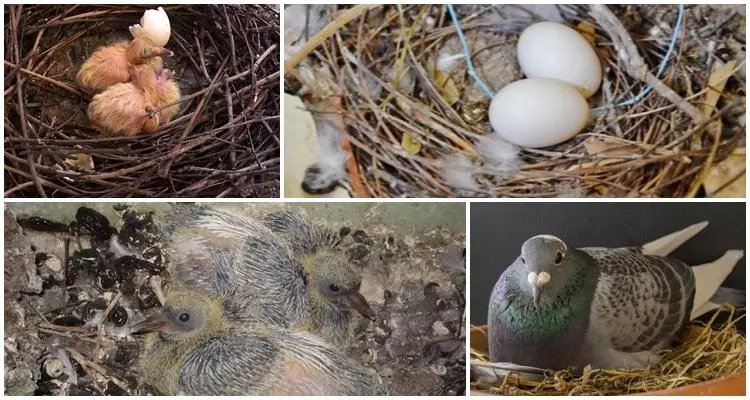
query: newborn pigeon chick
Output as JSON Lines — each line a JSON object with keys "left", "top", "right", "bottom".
{"left": 77, "top": 37, "right": 172, "bottom": 92}
{"left": 488, "top": 224, "right": 744, "bottom": 371}
{"left": 134, "top": 287, "right": 386, "bottom": 395}
{"left": 161, "top": 206, "right": 374, "bottom": 347}
{"left": 88, "top": 64, "right": 179, "bottom": 136}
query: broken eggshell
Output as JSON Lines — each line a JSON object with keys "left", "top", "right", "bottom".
{"left": 129, "top": 7, "right": 171, "bottom": 47}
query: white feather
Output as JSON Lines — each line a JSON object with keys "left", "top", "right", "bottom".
{"left": 436, "top": 53, "right": 465, "bottom": 72}
{"left": 641, "top": 221, "right": 709, "bottom": 257}
{"left": 55, "top": 349, "right": 77, "bottom": 385}
{"left": 440, "top": 153, "right": 479, "bottom": 197}
{"left": 690, "top": 250, "right": 744, "bottom": 320}
{"left": 476, "top": 133, "right": 521, "bottom": 173}
{"left": 109, "top": 235, "right": 136, "bottom": 258}
{"left": 313, "top": 117, "right": 347, "bottom": 182}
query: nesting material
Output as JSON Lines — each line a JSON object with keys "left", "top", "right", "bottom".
{"left": 5, "top": 5, "right": 280, "bottom": 197}
{"left": 470, "top": 308, "right": 746, "bottom": 395}
{"left": 286, "top": 4, "right": 745, "bottom": 197}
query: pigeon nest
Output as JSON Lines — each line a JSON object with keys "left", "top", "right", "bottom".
{"left": 4, "top": 5, "right": 280, "bottom": 198}
{"left": 285, "top": 4, "right": 745, "bottom": 197}
{"left": 4, "top": 204, "right": 466, "bottom": 395}
{"left": 469, "top": 308, "right": 746, "bottom": 395}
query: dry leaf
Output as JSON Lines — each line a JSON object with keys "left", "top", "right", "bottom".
{"left": 701, "top": 60, "right": 738, "bottom": 116}
{"left": 401, "top": 133, "right": 422, "bottom": 155}
{"left": 576, "top": 21, "right": 596, "bottom": 45}
{"left": 703, "top": 149, "right": 746, "bottom": 198}
{"left": 693, "top": 61, "right": 736, "bottom": 147}
{"left": 65, "top": 153, "right": 94, "bottom": 171}
{"left": 430, "top": 68, "right": 460, "bottom": 105}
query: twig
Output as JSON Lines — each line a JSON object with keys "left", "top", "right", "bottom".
{"left": 284, "top": 4, "right": 381, "bottom": 72}
{"left": 589, "top": 5, "right": 708, "bottom": 124}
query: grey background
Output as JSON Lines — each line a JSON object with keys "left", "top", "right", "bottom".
{"left": 470, "top": 202, "right": 746, "bottom": 324}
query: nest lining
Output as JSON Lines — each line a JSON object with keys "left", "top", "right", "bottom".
{"left": 470, "top": 308, "right": 746, "bottom": 395}
{"left": 287, "top": 4, "right": 745, "bottom": 198}
{"left": 5, "top": 5, "right": 280, "bottom": 198}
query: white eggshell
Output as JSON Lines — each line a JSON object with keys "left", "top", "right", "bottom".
{"left": 488, "top": 78, "right": 589, "bottom": 148}
{"left": 517, "top": 21, "right": 602, "bottom": 98}
{"left": 129, "top": 7, "right": 171, "bottom": 47}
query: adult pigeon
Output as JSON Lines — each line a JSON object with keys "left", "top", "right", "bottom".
{"left": 488, "top": 222, "right": 744, "bottom": 370}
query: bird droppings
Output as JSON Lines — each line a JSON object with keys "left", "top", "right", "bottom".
{"left": 4, "top": 203, "right": 466, "bottom": 395}
{"left": 4, "top": 205, "right": 166, "bottom": 395}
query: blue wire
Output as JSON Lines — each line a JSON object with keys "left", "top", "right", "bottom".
{"left": 447, "top": 4, "right": 686, "bottom": 107}
{"left": 608, "top": 3, "right": 685, "bottom": 108}
{"left": 446, "top": 4, "right": 494, "bottom": 99}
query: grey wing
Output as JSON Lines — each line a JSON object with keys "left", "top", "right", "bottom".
{"left": 584, "top": 247, "right": 695, "bottom": 352}
{"left": 179, "top": 331, "right": 280, "bottom": 395}
{"left": 262, "top": 209, "right": 340, "bottom": 256}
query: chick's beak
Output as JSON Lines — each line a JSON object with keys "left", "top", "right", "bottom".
{"left": 346, "top": 292, "right": 375, "bottom": 321}
{"left": 153, "top": 47, "right": 174, "bottom": 57}
{"left": 132, "top": 312, "right": 176, "bottom": 334}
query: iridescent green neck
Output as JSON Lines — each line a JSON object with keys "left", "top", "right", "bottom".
{"left": 501, "top": 266, "right": 596, "bottom": 340}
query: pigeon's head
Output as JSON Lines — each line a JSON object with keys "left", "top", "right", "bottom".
{"left": 518, "top": 234, "right": 574, "bottom": 307}
{"left": 309, "top": 252, "right": 375, "bottom": 321}
{"left": 132, "top": 288, "right": 223, "bottom": 340}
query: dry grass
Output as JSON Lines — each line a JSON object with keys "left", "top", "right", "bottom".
{"left": 287, "top": 4, "right": 745, "bottom": 197}
{"left": 470, "top": 307, "right": 746, "bottom": 395}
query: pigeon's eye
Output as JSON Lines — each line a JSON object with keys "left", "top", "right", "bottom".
{"left": 555, "top": 252, "right": 563, "bottom": 264}
{"left": 178, "top": 313, "right": 190, "bottom": 322}
{"left": 329, "top": 284, "right": 340, "bottom": 292}
{"left": 520, "top": 257, "right": 525, "bottom": 265}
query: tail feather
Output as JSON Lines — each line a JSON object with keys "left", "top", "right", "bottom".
{"left": 641, "top": 221, "right": 709, "bottom": 257}
{"left": 690, "top": 250, "right": 744, "bottom": 320}
{"left": 692, "top": 287, "right": 747, "bottom": 319}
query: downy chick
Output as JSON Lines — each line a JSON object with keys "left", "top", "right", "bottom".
{"left": 161, "top": 206, "right": 374, "bottom": 347}
{"left": 77, "top": 37, "right": 173, "bottom": 92}
{"left": 134, "top": 287, "right": 386, "bottom": 395}
{"left": 262, "top": 209, "right": 374, "bottom": 345}
{"left": 88, "top": 65, "right": 180, "bottom": 136}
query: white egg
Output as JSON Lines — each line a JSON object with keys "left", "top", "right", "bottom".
{"left": 517, "top": 21, "right": 602, "bottom": 98}
{"left": 488, "top": 78, "right": 589, "bottom": 148}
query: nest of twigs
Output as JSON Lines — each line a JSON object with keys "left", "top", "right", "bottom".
{"left": 470, "top": 308, "right": 746, "bottom": 395}
{"left": 287, "top": 4, "right": 745, "bottom": 197}
{"left": 5, "top": 5, "right": 280, "bottom": 197}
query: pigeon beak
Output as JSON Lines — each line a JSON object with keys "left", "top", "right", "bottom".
{"left": 132, "top": 312, "right": 177, "bottom": 334}
{"left": 532, "top": 285, "right": 544, "bottom": 308}
{"left": 346, "top": 292, "right": 375, "bottom": 321}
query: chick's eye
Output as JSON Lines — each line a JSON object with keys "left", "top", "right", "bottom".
{"left": 142, "top": 48, "right": 149, "bottom": 56}
{"left": 329, "top": 284, "right": 340, "bottom": 292}
{"left": 555, "top": 252, "right": 563, "bottom": 264}
{"left": 178, "top": 313, "right": 190, "bottom": 322}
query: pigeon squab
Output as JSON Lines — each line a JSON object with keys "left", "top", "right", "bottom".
{"left": 87, "top": 65, "right": 180, "bottom": 136}
{"left": 77, "top": 37, "right": 173, "bottom": 92}
{"left": 133, "top": 286, "right": 386, "bottom": 395}
{"left": 263, "top": 210, "right": 375, "bottom": 343}
{"left": 488, "top": 222, "right": 744, "bottom": 371}
{"left": 162, "top": 206, "right": 374, "bottom": 347}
